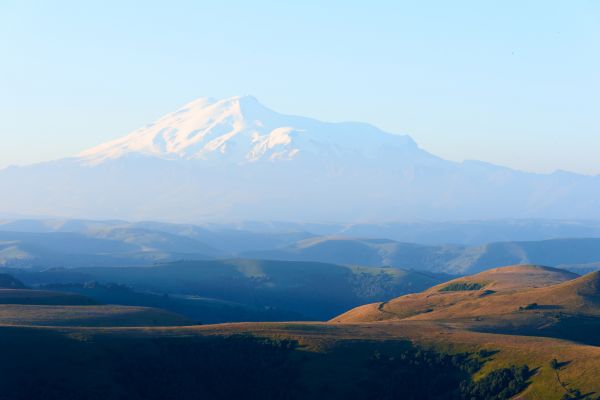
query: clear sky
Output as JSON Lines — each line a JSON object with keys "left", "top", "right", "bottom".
{"left": 1, "top": 0, "right": 598, "bottom": 174}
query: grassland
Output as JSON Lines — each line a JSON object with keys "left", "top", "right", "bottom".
{"left": 0, "top": 264, "right": 598, "bottom": 399}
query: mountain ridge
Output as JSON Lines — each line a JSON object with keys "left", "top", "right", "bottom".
{"left": 2, "top": 96, "right": 600, "bottom": 222}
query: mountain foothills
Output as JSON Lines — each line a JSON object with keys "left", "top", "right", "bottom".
{"left": 1, "top": 222, "right": 600, "bottom": 399}
{"left": 1, "top": 96, "right": 600, "bottom": 222}
{"left": 1, "top": 265, "right": 600, "bottom": 399}
{"left": 6, "top": 259, "right": 448, "bottom": 322}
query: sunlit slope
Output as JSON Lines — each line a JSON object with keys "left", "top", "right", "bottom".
{"left": 331, "top": 265, "right": 581, "bottom": 323}
{"left": 426, "top": 264, "right": 578, "bottom": 292}
{"left": 12, "top": 320, "right": 599, "bottom": 400}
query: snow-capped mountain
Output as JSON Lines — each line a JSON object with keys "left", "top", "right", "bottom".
{"left": 78, "top": 95, "right": 427, "bottom": 166}
{"left": 0, "top": 96, "right": 599, "bottom": 222}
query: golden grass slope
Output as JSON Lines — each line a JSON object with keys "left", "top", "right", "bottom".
{"left": 331, "top": 264, "right": 584, "bottom": 323}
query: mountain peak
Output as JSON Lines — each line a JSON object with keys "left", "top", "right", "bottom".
{"left": 179, "top": 95, "right": 260, "bottom": 113}
{"left": 77, "top": 95, "right": 421, "bottom": 166}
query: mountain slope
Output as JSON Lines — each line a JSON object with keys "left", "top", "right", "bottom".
{"left": 331, "top": 264, "right": 600, "bottom": 346}
{"left": 331, "top": 264, "right": 578, "bottom": 323}
{"left": 1, "top": 96, "right": 600, "bottom": 221}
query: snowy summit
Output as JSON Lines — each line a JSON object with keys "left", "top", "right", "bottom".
{"left": 78, "top": 95, "right": 418, "bottom": 165}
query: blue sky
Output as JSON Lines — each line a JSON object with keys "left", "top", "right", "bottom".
{"left": 1, "top": 0, "right": 598, "bottom": 174}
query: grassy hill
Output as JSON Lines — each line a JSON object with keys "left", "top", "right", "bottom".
{"left": 9, "top": 260, "right": 449, "bottom": 321}
{"left": 0, "top": 273, "right": 191, "bottom": 327}
{"left": 331, "top": 265, "right": 600, "bottom": 346}
{"left": 0, "top": 318, "right": 598, "bottom": 399}
{"left": 0, "top": 304, "right": 190, "bottom": 327}
{"left": 0, "top": 265, "right": 599, "bottom": 398}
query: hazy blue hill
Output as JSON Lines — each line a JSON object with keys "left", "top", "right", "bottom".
{"left": 90, "top": 227, "right": 223, "bottom": 257}
{"left": 244, "top": 237, "right": 600, "bottom": 274}
{"left": 452, "top": 238, "right": 600, "bottom": 273}
{"left": 243, "top": 237, "right": 464, "bottom": 270}
{"left": 0, "top": 229, "right": 221, "bottom": 268}
{"left": 129, "top": 221, "right": 314, "bottom": 253}
{"left": 337, "top": 219, "right": 600, "bottom": 245}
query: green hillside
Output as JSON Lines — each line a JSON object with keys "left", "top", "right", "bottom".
{"left": 10, "top": 260, "right": 449, "bottom": 321}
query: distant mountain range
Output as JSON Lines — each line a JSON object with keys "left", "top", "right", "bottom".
{"left": 2, "top": 218, "right": 600, "bottom": 274}
{"left": 1, "top": 96, "right": 600, "bottom": 222}
{"left": 243, "top": 237, "right": 600, "bottom": 274}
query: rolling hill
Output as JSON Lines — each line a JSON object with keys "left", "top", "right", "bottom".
{"left": 8, "top": 259, "right": 449, "bottom": 321}
{"left": 0, "top": 265, "right": 599, "bottom": 398}
{"left": 0, "top": 273, "right": 190, "bottom": 327}
{"left": 331, "top": 264, "right": 600, "bottom": 345}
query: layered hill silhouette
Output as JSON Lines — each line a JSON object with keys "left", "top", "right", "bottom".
{"left": 4, "top": 220, "right": 600, "bottom": 274}
{"left": 244, "top": 236, "right": 600, "bottom": 274}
